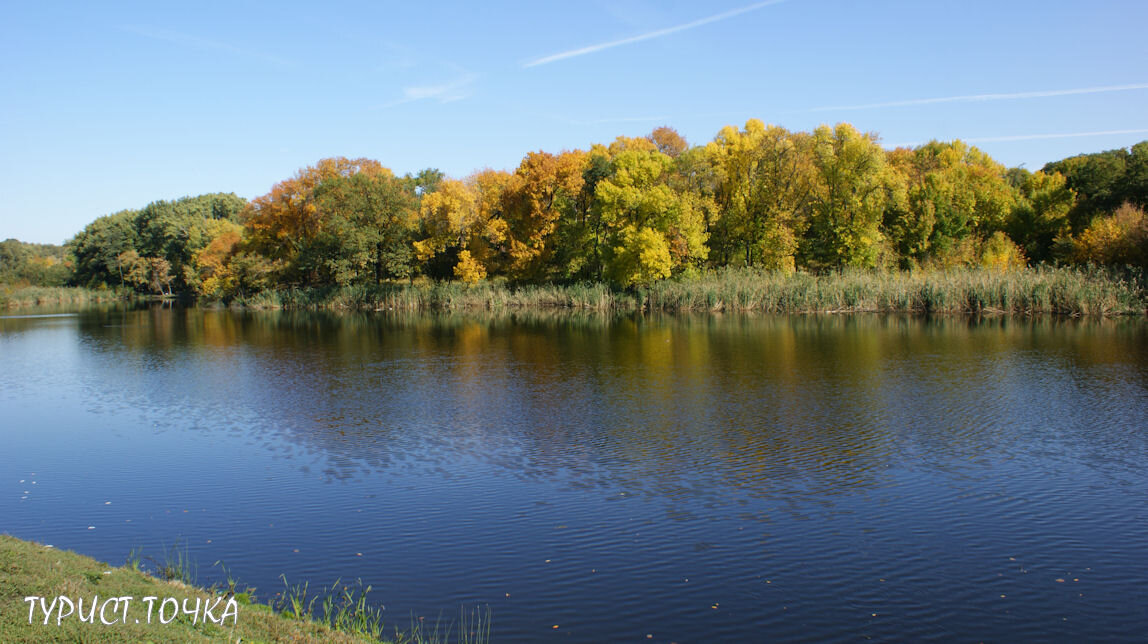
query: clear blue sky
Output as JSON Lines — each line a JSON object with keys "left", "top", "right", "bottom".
{"left": 2, "top": 0, "right": 1146, "bottom": 244}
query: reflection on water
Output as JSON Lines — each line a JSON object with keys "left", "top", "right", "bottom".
{"left": 2, "top": 308, "right": 1147, "bottom": 642}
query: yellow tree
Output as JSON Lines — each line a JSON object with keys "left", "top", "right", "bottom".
{"left": 595, "top": 136, "right": 708, "bottom": 283}
{"left": 500, "top": 150, "right": 586, "bottom": 280}
{"left": 414, "top": 179, "right": 479, "bottom": 263}
{"left": 804, "top": 123, "right": 897, "bottom": 268}
{"left": 468, "top": 168, "right": 515, "bottom": 274}
{"left": 191, "top": 220, "right": 244, "bottom": 296}
{"left": 707, "top": 120, "right": 815, "bottom": 270}
{"left": 885, "top": 140, "right": 1015, "bottom": 266}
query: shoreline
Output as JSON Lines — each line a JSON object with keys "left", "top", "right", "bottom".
{"left": 5, "top": 267, "right": 1146, "bottom": 316}
{"left": 0, "top": 534, "right": 486, "bottom": 643}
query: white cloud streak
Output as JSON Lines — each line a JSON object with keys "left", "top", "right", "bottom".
{"left": 121, "top": 25, "right": 292, "bottom": 67}
{"left": 884, "top": 128, "right": 1148, "bottom": 148}
{"left": 378, "top": 73, "right": 479, "bottom": 109}
{"left": 524, "top": 0, "right": 788, "bottom": 67}
{"left": 813, "top": 83, "right": 1148, "bottom": 112}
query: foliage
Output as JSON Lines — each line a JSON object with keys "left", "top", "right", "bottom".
{"left": 609, "top": 225, "right": 673, "bottom": 287}
{"left": 1043, "top": 141, "right": 1148, "bottom": 232}
{"left": 43, "top": 128, "right": 1148, "bottom": 300}
{"left": 1007, "top": 169, "right": 1075, "bottom": 263}
{"left": 0, "top": 239, "right": 71, "bottom": 286}
{"left": 1072, "top": 202, "right": 1148, "bottom": 267}
{"left": 803, "top": 124, "right": 895, "bottom": 268}
{"left": 979, "top": 231, "right": 1027, "bottom": 271}
{"left": 453, "top": 250, "right": 486, "bottom": 284}
{"left": 707, "top": 120, "right": 812, "bottom": 270}
{"left": 243, "top": 157, "right": 394, "bottom": 273}
{"left": 885, "top": 140, "right": 1015, "bottom": 265}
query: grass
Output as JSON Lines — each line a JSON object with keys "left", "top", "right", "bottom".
{"left": 226, "top": 266, "right": 1147, "bottom": 316}
{"left": 0, "top": 285, "right": 132, "bottom": 309}
{"left": 0, "top": 534, "right": 491, "bottom": 644}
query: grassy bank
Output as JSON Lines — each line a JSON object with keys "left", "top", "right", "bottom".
{"left": 230, "top": 267, "right": 1146, "bottom": 316}
{"left": 0, "top": 535, "right": 488, "bottom": 643}
{"left": 0, "top": 285, "right": 131, "bottom": 309}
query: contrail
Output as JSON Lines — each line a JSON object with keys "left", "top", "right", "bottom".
{"left": 813, "top": 83, "right": 1148, "bottom": 112}
{"left": 121, "top": 25, "right": 292, "bottom": 67}
{"left": 965, "top": 128, "right": 1148, "bottom": 143}
{"left": 524, "top": 0, "right": 788, "bottom": 67}
{"left": 884, "top": 128, "right": 1148, "bottom": 148}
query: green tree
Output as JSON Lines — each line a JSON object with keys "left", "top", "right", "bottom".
{"left": 68, "top": 210, "right": 140, "bottom": 288}
{"left": 1007, "top": 169, "right": 1075, "bottom": 264}
{"left": 885, "top": 140, "right": 1015, "bottom": 266}
{"left": 306, "top": 172, "right": 419, "bottom": 285}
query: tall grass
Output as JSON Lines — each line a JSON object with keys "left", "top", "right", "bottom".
{"left": 228, "top": 267, "right": 1145, "bottom": 316}
{"left": 273, "top": 575, "right": 491, "bottom": 644}
{"left": 0, "top": 285, "right": 131, "bottom": 308}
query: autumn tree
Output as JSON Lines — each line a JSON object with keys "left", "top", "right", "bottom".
{"left": 594, "top": 136, "right": 708, "bottom": 285}
{"left": 648, "top": 126, "right": 688, "bottom": 158}
{"left": 707, "top": 120, "right": 814, "bottom": 271}
{"left": 305, "top": 172, "right": 419, "bottom": 285}
{"left": 192, "top": 220, "right": 244, "bottom": 297}
{"left": 1043, "top": 141, "right": 1148, "bottom": 233}
{"left": 884, "top": 141, "right": 1015, "bottom": 266}
{"left": 1007, "top": 169, "right": 1075, "bottom": 264}
{"left": 243, "top": 157, "right": 393, "bottom": 283}
{"left": 802, "top": 124, "right": 897, "bottom": 268}
{"left": 499, "top": 150, "right": 587, "bottom": 281}
{"left": 1072, "top": 202, "right": 1147, "bottom": 267}
{"left": 0, "top": 239, "right": 71, "bottom": 286}
{"left": 134, "top": 193, "right": 247, "bottom": 292}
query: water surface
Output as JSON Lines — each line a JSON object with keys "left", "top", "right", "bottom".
{"left": 2, "top": 308, "right": 1146, "bottom": 641}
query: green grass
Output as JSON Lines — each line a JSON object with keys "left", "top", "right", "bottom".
{"left": 0, "top": 534, "right": 491, "bottom": 643}
{"left": 0, "top": 285, "right": 131, "bottom": 308}
{"left": 226, "top": 267, "right": 1146, "bottom": 316}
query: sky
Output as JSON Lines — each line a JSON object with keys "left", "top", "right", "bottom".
{"left": 2, "top": 0, "right": 1146, "bottom": 244}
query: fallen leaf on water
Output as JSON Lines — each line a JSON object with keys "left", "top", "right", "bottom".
{"left": 553, "top": 625, "right": 559, "bottom": 629}
{"left": 1056, "top": 578, "right": 1065, "bottom": 583}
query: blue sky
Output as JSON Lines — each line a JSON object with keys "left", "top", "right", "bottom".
{"left": 2, "top": 0, "right": 1146, "bottom": 244}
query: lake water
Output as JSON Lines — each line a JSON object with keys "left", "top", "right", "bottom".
{"left": 2, "top": 307, "right": 1146, "bottom": 641}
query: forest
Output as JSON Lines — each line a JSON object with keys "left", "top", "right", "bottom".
{"left": 4, "top": 122, "right": 1147, "bottom": 299}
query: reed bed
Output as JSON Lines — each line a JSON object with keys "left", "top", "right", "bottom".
{"left": 0, "top": 285, "right": 130, "bottom": 308}
{"left": 227, "top": 267, "right": 1146, "bottom": 316}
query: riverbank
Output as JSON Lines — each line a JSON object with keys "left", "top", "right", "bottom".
{"left": 229, "top": 267, "right": 1147, "bottom": 316}
{"left": 0, "top": 285, "right": 132, "bottom": 309}
{"left": 0, "top": 535, "right": 486, "bottom": 643}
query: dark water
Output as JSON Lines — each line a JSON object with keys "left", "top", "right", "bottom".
{"left": 2, "top": 307, "right": 1147, "bottom": 642}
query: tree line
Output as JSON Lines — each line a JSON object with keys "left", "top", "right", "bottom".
{"left": 6, "top": 122, "right": 1147, "bottom": 296}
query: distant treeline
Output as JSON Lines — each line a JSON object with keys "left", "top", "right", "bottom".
{"left": 5, "top": 122, "right": 1148, "bottom": 298}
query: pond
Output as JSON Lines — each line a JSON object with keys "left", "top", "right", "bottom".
{"left": 2, "top": 307, "right": 1146, "bottom": 641}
